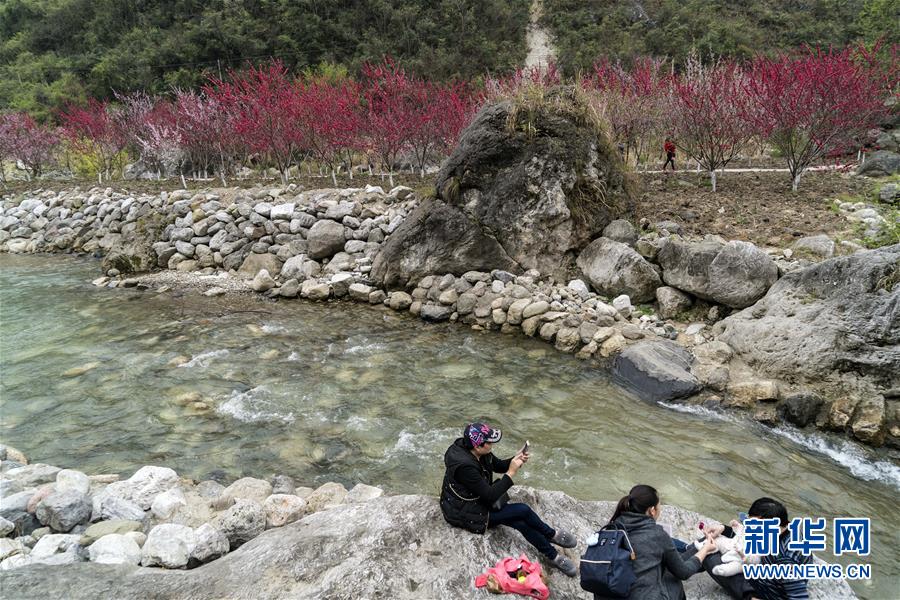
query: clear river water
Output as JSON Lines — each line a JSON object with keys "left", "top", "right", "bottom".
{"left": 1, "top": 254, "right": 898, "bottom": 597}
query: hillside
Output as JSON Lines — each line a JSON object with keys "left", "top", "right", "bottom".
{"left": 0, "top": 0, "right": 529, "bottom": 119}
{"left": 542, "top": 0, "right": 898, "bottom": 74}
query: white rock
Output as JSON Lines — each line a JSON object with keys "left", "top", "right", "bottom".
{"left": 567, "top": 279, "right": 590, "bottom": 299}
{"left": 191, "top": 523, "right": 229, "bottom": 563}
{"left": 55, "top": 469, "right": 91, "bottom": 495}
{"left": 0, "top": 538, "right": 24, "bottom": 561}
{"left": 125, "top": 531, "right": 147, "bottom": 547}
{"left": 263, "top": 494, "right": 307, "bottom": 528}
{"left": 345, "top": 484, "right": 384, "bottom": 503}
{"left": 30, "top": 533, "right": 80, "bottom": 559}
{"left": 612, "top": 294, "right": 633, "bottom": 314}
{"left": 0, "top": 516, "right": 14, "bottom": 537}
{"left": 269, "top": 203, "right": 295, "bottom": 220}
{"left": 0, "top": 554, "right": 32, "bottom": 570}
{"left": 89, "top": 534, "right": 142, "bottom": 565}
{"left": 685, "top": 323, "right": 706, "bottom": 336}
{"left": 104, "top": 465, "right": 179, "bottom": 509}
{"left": 141, "top": 524, "right": 197, "bottom": 568}
{"left": 151, "top": 487, "right": 187, "bottom": 521}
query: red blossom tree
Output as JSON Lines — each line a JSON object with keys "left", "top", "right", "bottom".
{"left": 60, "top": 99, "right": 128, "bottom": 183}
{"left": 206, "top": 60, "right": 306, "bottom": 184}
{"left": 300, "top": 79, "right": 364, "bottom": 185}
{"left": 666, "top": 56, "right": 752, "bottom": 191}
{"left": 745, "top": 47, "right": 893, "bottom": 191}
{"left": 362, "top": 58, "right": 425, "bottom": 186}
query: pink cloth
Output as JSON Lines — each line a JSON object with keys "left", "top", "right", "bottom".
{"left": 474, "top": 554, "right": 550, "bottom": 599}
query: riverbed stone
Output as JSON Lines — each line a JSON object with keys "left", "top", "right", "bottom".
{"left": 88, "top": 534, "right": 142, "bottom": 565}
{"left": 79, "top": 520, "right": 142, "bottom": 546}
{"left": 249, "top": 269, "right": 276, "bottom": 292}
{"left": 577, "top": 237, "right": 661, "bottom": 303}
{"left": 263, "top": 494, "right": 307, "bottom": 528}
{"left": 0, "top": 538, "right": 24, "bottom": 561}
{"left": 850, "top": 396, "right": 885, "bottom": 445}
{"left": 506, "top": 298, "right": 532, "bottom": 324}
{"left": 4, "top": 464, "right": 60, "bottom": 488}
{"left": 656, "top": 286, "right": 693, "bottom": 320}
{"left": 348, "top": 283, "right": 373, "bottom": 301}
{"left": 522, "top": 301, "right": 549, "bottom": 319}
{"left": 792, "top": 235, "right": 835, "bottom": 259}
{"left": 142, "top": 524, "right": 197, "bottom": 568}
{"left": 191, "top": 523, "right": 229, "bottom": 564}
{"left": 602, "top": 219, "right": 638, "bottom": 246}
{"left": 613, "top": 340, "right": 700, "bottom": 401}
{"left": 307, "top": 220, "right": 346, "bottom": 259}
{"left": 93, "top": 494, "right": 146, "bottom": 523}
{"left": 305, "top": 482, "right": 348, "bottom": 513}
{"left": 30, "top": 533, "right": 80, "bottom": 559}
{"left": 388, "top": 291, "right": 413, "bottom": 311}
{"left": 344, "top": 484, "right": 384, "bottom": 504}
{"left": 55, "top": 470, "right": 90, "bottom": 496}
{"left": 281, "top": 255, "right": 321, "bottom": 281}
{"left": 779, "top": 392, "right": 825, "bottom": 428}
{"left": 279, "top": 278, "right": 300, "bottom": 298}
{"left": 104, "top": 466, "right": 178, "bottom": 510}
{"left": 420, "top": 304, "right": 452, "bottom": 322}
{"left": 658, "top": 238, "right": 777, "bottom": 309}
{"left": 725, "top": 381, "right": 780, "bottom": 409}
{"left": 35, "top": 490, "right": 92, "bottom": 532}
{"left": 222, "top": 478, "right": 272, "bottom": 505}
{"left": 210, "top": 499, "right": 266, "bottom": 549}
{"left": 151, "top": 487, "right": 187, "bottom": 521}
{"left": 238, "top": 253, "right": 282, "bottom": 279}
{"left": 0, "top": 517, "right": 14, "bottom": 538}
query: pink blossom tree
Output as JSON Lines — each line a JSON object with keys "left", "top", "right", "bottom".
{"left": 745, "top": 47, "right": 893, "bottom": 191}
{"left": 666, "top": 56, "right": 752, "bottom": 191}
{"left": 0, "top": 113, "right": 59, "bottom": 181}
{"left": 174, "top": 90, "right": 244, "bottom": 186}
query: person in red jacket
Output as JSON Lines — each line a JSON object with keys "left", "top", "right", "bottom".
{"left": 663, "top": 137, "right": 676, "bottom": 171}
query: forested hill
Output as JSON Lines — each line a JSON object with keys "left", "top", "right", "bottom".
{"left": 2, "top": 0, "right": 896, "bottom": 119}
{"left": 542, "top": 0, "right": 898, "bottom": 75}
{"left": 0, "top": 0, "right": 529, "bottom": 118}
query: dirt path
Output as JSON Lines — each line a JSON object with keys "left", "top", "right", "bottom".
{"left": 525, "top": 0, "right": 556, "bottom": 70}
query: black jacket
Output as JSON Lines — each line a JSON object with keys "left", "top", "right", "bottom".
{"left": 440, "top": 438, "right": 513, "bottom": 534}
{"left": 595, "top": 512, "right": 702, "bottom": 600}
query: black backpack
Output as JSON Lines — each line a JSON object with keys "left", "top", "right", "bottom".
{"left": 579, "top": 524, "right": 637, "bottom": 597}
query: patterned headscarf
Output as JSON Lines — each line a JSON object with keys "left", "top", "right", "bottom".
{"left": 464, "top": 422, "right": 502, "bottom": 447}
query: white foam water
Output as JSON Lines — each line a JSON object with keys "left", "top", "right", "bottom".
{"left": 179, "top": 349, "right": 229, "bottom": 368}
{"left": 384, "top": 427, "right": 458, "bottom": 461}
{"left": 344, "top": 342, "right": 385, "bottom": 355}
{"left": 657, "top": 401, "right": 735, "bottom": 422}
{"left": 771, "top": 425, "right": 900, "bottom": 490}
{"left": 216, "top": 386, "right": 295, "bottom": 424}
{"left": 260, "top": 323, "right": 288, "bottom": 334}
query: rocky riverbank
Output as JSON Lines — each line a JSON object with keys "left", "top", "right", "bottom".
{"left": 0, "top": 446, "right": 855, "bottom": 599}
{"left": 0, "top": 184, "right": 898, "bottom": 450}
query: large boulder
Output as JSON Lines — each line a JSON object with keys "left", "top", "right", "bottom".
{"left": 657, "top": 238, "right": 778, "bottom": 309}
{"left": 577, "top": 237, "right": 661, "bottom": 302}
{"left": 857, "top": 150, "right": 900, "bottom": 177}
{"left": 100, "top": 211, "right": 166, "bottom": 275}
{"left": 717, "top": 245, "right": 900, "bottom": 387}
{"left": 0, "top": 490, "right": 853, "bottom": 599}
{"left": 373, "top": 92, "right": 634, "bottom": 289}
{"left": 35, "top": 490, "right": 92, "bottom": 532}
{"left": 307, "top": 220, "right": 346, "bottom": 260}
{"left": 613, "top": 340, "right": 702, "bottom": 401}
{"left": 237, "top": 253, "right": 283, "bottom": 279}
{"left": 103, "top": 466, "right": 178, "bottom": 510}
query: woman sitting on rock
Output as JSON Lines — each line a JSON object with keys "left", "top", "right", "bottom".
{"left": 595, "top": 484, "right": 718, "bottom": 599}
{"left": 439, "top": 422, "right": 578, "bottom": 576}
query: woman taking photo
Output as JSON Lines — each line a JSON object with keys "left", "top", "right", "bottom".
{"left": 595, "top": 484, "right": 717, "bottom": 599}
{"left": 439, "top": 422, "right": 579, "bottom": 576}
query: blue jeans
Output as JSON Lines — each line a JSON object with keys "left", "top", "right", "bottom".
{"left": 489, "top": 502, "right": 558, "bottom": 559}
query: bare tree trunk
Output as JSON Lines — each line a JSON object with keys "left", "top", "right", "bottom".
{"left": 331, "top": 168, "right": 337, "bottom": 187}
{"left": 389, "top": 169, "right": 395, "bottom": 187}
{"left": 710, "top": 170, "right": 717, "bottom": 193}
{"left": 181, "top": 173, "right": 187, "bottom": 188}
{"left": 791, "top": 171, "right": 802, "bottom": 192}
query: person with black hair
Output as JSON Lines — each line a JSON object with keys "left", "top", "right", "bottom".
{"left": 698, "top": 497, "right": 812, "bottom": 600}
{"left": 594, "top": 484, "right": 718, "bottom": 599}
{"left": 439, "top": 422, "right": 579, "bottom": 577}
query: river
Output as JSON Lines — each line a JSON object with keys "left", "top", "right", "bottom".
{"left": 1, "top": 254, "right": 897, "bottom": 597}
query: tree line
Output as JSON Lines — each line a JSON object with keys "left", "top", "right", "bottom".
{"left": 1, "top": 46, "right": 896, "bottom": 192}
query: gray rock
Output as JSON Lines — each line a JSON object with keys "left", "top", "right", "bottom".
{"left": 656, "top": 286, "right": 693, "bottom": 320}
{"left": 210, "top": 499, "right": 266, "bottom": 549}
{"left": 602, "top": 219, "right": 638, "bottom": 246}
{"left": 222, "top": 478, "right": 272, "bottom": 505}
{"left": 279, "top": 279, "right": 300, "bottom": 298}
{"left": 0, "top": 490, "right": 855, "bottom": 599}
{"left": 856, "top": 150, "right": 900, "bottom": 177}
{"left": 4, "top": 464, "right": 60, "bottom": 488}
{"left": 419, "top": 304, "right": 453, "bottom": 322}
{"left": 879, "top": 182, "right": 898, "bottom": 204}
{"left": 658, "top": 238, "right": 778, "bottom": 308}
{"left": 388, "top": 291, "right": 413, "bottom": 311}
{"left": 94, "top": 495, "right": 146, "bottom": 523}
{"left": 577, "top": 237, "right": 661, "bottom": 303}
{"left": 30, "top": 533, "right": 80, "bottom": 559}
{"left": 55, "top": 470, "right": 90, "bottom": 496}
{"left": 191, "top": 523, "right": 229, "bottom": 564}
{"left": 35, "top": 490, "right": 92, "bottom": 532}
{"left": 249, "top": 269, "right": 276, "bottom": 292}
{"left": 281, "top": 255, "right": 321, "bottom": 281}
{"left": 614, "top": 340, "right": 701, "bottom": 401}
{"left": 79, "top": 520, "right": 142, "bottom": 546}
{"left": 263, "top": 494, "right": 307, "bottom": 528}
{"left": 792, "top": 235, "right": 835, "bottom": 260}
{"left": 301, "top": 280, "right": 331, "bottom": 301}
{"left": 307, "top": 220, "right": 346, "bottom": 259}
{"left": 372, "top": 100, "right": 633, "bottom": 288}
{"left": 0, "top": 516, "right": 13, "bottom": 537}
{"left": 718, "top": 245, "right": 899, "bottom": 395}
{"left": 238, "top": 253, "right": 283, "bottom": 279}
{"left": 779, "top": 392, "right": 826, "bottom": 428}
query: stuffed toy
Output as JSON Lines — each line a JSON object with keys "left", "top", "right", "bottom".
{"left": 696, "top": 520, "right": 761, "bottom": 577}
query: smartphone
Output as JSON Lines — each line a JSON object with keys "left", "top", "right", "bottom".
{"left": 738, "top": 512, "right": 748, "bottom": 523}
{"left": 520, "top": 440, "right": 530, "bottom": 454}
